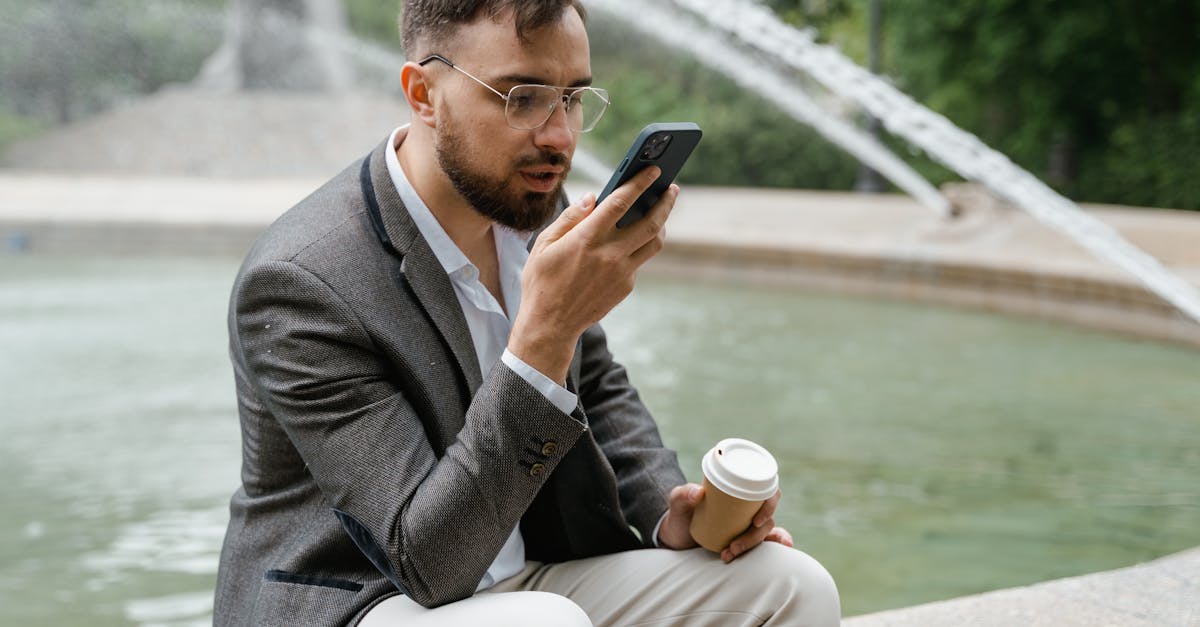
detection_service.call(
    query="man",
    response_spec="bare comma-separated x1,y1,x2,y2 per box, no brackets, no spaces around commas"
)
214,1,840,625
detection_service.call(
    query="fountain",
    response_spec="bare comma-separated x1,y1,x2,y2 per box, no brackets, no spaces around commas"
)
197,0,354,91
588,0,1200,326
586,0,952,218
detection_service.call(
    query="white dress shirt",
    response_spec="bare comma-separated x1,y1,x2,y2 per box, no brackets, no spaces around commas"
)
385,126,578,591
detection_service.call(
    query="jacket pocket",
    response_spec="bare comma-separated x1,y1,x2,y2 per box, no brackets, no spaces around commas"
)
252,571,365,627
264,569,364,592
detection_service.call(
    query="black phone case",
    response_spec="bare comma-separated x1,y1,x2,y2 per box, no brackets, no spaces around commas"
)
596,122,703,229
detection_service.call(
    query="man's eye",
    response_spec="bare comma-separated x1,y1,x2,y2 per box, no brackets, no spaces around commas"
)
509,93,538,110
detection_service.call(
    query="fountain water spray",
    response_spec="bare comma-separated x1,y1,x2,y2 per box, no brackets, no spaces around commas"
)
646,0,1200,324
587,0,951,216
200,1,614,182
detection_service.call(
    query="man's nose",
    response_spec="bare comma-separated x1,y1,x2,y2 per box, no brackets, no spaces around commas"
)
533,98,575,154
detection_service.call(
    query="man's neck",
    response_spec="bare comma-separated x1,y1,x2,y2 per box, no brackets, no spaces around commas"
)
397,128,496,266
397,126,506,313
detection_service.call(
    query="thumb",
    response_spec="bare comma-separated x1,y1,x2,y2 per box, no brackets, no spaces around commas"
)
536,193,595,245
668,483,703,516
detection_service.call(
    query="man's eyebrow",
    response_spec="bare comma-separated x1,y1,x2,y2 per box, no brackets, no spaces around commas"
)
497,73,594,88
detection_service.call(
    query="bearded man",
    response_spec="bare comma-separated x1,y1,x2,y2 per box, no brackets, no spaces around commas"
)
213,1,840,625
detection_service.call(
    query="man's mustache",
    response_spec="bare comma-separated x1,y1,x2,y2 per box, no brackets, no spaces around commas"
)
515,150,570,169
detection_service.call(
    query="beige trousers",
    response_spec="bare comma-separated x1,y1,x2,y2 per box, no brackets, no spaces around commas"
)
358,543,840,626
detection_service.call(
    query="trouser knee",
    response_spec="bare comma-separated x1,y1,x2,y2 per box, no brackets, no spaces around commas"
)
520,591,592,627
739,543,841,624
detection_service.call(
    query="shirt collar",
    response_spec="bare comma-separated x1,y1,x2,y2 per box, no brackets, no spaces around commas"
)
386,125,471,277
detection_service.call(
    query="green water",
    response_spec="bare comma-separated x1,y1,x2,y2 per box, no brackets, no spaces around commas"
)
1,255,1198,623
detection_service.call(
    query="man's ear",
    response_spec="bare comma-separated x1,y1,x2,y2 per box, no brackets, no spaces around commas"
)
400,62,437,127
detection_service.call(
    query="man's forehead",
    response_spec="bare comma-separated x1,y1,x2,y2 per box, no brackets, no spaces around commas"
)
445,6,591,83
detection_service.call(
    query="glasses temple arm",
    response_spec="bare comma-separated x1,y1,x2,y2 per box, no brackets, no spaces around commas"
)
417,54,508,102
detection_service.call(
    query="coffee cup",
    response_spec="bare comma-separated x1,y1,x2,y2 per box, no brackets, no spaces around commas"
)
689,438,780,552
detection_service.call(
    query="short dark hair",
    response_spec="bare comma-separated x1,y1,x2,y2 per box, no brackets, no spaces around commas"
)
400,0,587,58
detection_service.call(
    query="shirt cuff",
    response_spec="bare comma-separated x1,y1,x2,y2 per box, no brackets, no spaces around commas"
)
651,511,669,548
501,349,579,415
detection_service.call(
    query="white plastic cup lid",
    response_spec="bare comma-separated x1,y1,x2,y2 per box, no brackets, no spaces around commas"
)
701,438,779,501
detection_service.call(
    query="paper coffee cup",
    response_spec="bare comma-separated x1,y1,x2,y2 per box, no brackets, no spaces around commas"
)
689,438,780,552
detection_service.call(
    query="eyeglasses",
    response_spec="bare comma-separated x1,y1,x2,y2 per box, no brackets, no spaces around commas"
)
418,54,610,133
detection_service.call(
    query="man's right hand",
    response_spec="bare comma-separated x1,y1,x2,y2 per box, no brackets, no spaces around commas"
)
508,166,679,383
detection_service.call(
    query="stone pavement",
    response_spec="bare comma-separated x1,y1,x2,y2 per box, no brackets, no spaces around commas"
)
2,171,1198,623
843,546,1200,626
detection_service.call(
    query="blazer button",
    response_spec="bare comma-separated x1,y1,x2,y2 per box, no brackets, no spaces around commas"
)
529,463,546,477
540,441,558,457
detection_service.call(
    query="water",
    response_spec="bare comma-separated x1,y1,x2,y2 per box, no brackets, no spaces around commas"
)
0,257,238,626
1,256,1197,621
641,0,1200,325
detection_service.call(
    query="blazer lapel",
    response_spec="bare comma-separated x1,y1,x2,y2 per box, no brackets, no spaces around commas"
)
361,141,483,397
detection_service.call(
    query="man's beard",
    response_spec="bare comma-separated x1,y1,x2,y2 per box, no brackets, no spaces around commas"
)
435,120,570,232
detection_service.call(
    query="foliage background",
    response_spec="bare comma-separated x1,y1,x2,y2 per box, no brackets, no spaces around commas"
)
0,0,226,142
0,0,1195,209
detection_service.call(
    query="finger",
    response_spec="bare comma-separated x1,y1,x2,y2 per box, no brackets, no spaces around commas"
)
765,526,794,547
626,183,678,261
753,490,782,529
577,166,661,239
535,193,596,245
668,483,703,515
721,517,774,563
629,223,665,267
639,183,679,232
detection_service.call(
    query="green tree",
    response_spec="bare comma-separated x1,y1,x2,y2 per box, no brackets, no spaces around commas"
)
884,0,1200,208
586,12,858,189
344,0,402,48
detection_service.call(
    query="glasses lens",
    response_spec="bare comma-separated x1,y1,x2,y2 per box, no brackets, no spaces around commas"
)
506,85,558,130
505,85,610,132
572,88,610,133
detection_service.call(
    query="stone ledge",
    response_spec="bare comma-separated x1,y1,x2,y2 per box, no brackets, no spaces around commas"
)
3,177,1199,348
843,546,1200,626
653,241,1200,349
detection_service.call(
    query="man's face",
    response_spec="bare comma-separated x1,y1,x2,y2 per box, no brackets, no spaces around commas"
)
431,8,591,231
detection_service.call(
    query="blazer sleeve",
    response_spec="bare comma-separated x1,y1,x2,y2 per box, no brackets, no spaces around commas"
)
576,322,688,546
232,260,587,608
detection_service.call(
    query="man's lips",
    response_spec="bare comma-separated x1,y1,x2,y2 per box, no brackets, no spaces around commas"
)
519,168,563,192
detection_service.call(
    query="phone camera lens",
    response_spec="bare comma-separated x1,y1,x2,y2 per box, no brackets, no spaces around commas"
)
645,133,673,160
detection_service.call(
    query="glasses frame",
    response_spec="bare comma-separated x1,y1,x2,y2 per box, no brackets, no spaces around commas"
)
417,54,610,133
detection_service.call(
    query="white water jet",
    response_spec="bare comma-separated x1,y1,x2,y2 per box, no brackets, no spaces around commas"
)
589,0,952,217
197,4,615,176
665,0,1200,324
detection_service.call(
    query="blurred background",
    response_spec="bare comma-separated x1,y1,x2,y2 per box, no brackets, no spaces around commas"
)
1,0,1198,625
1,0,1198,206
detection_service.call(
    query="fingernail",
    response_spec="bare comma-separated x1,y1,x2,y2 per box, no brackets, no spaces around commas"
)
689,486,700,501
754,517,765,528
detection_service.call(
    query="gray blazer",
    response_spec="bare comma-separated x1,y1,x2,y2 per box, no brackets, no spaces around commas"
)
213,140,687,626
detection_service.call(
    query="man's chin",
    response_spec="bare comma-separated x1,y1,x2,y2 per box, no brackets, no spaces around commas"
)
469,185,561,233
513,187,563,231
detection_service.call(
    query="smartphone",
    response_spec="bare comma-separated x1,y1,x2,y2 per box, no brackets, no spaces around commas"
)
596,122,703,229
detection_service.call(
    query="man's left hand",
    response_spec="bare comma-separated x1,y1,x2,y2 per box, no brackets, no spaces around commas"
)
657,483,795,563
